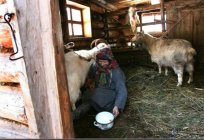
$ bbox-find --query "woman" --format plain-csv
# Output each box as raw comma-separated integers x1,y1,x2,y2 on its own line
90,47,128,118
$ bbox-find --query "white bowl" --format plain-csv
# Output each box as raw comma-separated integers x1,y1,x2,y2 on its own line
94,111,114,130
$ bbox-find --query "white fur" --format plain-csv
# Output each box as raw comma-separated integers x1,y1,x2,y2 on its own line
64,43,110,110
132,32,196,86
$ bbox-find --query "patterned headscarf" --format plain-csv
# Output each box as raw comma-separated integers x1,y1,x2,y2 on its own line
95,48,119,87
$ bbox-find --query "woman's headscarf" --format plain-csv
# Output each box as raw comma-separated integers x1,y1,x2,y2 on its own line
95,48,119,87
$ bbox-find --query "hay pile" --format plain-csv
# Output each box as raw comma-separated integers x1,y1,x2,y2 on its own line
74,65,204,138
122,65,204,138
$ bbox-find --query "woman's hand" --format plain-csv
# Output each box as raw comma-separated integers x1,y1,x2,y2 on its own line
112,106,119,118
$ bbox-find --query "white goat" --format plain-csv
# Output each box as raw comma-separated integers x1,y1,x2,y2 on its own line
64,39,109,110
131,31,197,86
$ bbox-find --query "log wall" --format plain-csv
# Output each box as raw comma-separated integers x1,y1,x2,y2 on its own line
0,0,38,138
61,0,204,72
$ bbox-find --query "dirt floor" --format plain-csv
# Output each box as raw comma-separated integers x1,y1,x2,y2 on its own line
73,64,204,138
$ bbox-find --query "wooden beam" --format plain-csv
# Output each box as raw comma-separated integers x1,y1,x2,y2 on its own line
106,21,165,31
50,0,75,138
90,0,117,11
160,0,165,32
59,0,69,43
107,4,161,17
90,3,104,13
139,13,142,32
109,0,151,10
14,0,74,138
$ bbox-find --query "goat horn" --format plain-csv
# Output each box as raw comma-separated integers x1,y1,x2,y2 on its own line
90,39,99,48
90,38,107,48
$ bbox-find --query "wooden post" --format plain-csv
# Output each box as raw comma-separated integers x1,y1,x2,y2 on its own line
160,0,165,32
59,0,69,43
13,0,74,138
50,0,75,138
139,13,143,32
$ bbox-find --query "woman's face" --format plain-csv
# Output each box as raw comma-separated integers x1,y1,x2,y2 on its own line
98,59,110,68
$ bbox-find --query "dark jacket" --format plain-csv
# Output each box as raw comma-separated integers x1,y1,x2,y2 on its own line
90,63,128,112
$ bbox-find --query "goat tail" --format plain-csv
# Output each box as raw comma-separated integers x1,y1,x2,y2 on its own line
187,47,197,62
90,38,107,48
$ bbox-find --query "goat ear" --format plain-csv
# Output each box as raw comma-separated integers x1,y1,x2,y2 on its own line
78,55,91,62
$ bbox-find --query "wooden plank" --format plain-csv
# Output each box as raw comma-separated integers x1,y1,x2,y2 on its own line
12,0,52,138
6,0,39,138
50,0,75,138
0,55,19,83
14,0,74,138
0,107,27,125
0,118,32,138
0,85,21,94
0,1,7,18
0,85,27,124
0,86,24,107
0,29,13,49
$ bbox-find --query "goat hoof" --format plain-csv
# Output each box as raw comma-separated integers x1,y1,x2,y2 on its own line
177,83,182,87
187,79,193,84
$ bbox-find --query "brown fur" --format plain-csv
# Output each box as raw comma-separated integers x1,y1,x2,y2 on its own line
128,7,140,33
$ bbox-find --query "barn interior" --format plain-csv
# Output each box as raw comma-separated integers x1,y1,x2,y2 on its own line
0,0,204,138
60,0,204,138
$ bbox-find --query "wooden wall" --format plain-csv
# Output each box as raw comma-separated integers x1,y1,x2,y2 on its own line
166,0,204,68
0,0,38,138
61,0,204,69
60,0,95,49
60,0,131,50
14,0,74,138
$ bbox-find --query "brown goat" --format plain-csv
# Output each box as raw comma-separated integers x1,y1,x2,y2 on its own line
131,31,196,86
